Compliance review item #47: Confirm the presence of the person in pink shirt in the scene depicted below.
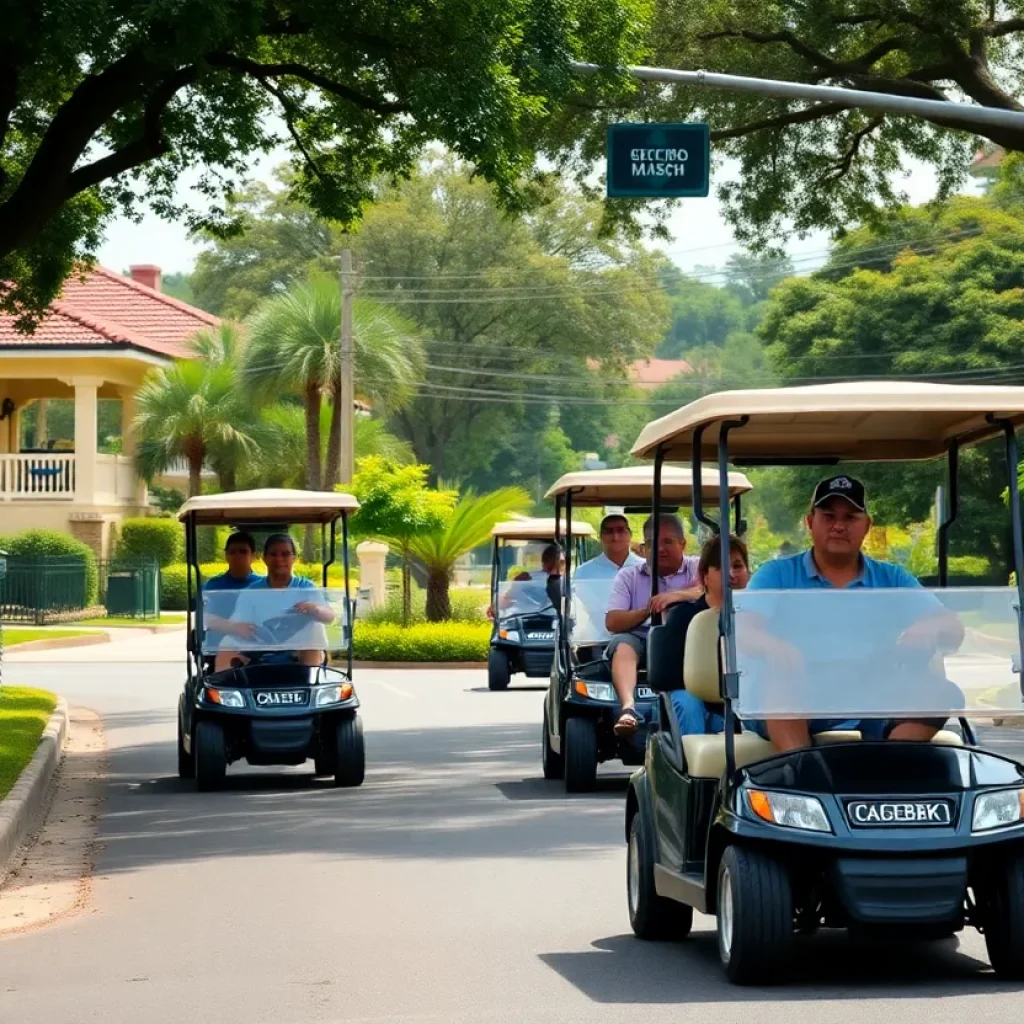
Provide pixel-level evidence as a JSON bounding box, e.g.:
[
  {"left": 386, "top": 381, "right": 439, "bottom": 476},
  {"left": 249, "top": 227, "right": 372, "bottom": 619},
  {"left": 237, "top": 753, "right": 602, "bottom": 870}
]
[{"left": 604, "top": 514, "right": 702, "bottom": 735}]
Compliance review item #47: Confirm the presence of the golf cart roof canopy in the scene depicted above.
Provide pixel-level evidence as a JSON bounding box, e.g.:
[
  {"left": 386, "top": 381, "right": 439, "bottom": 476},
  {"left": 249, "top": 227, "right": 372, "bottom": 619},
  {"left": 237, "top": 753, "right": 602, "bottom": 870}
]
[
  {"left": 544, "top": 465, "right": 752, "bottom": 505},
  {"left": 178, "top": 488, "right": 360, "bottom": 526},
  {"left": 630, "top": 381, "right": 1024, "bottom": 463},
  {"left": 491, "top": 518, "right": 594, "bottom": 540}
]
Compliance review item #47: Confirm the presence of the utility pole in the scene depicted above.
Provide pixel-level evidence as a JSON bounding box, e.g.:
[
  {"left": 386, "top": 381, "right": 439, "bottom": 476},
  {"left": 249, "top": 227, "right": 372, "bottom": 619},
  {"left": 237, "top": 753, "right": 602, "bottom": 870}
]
[{"left": 339, "top": 247, "right": 355, "bottom": 486}]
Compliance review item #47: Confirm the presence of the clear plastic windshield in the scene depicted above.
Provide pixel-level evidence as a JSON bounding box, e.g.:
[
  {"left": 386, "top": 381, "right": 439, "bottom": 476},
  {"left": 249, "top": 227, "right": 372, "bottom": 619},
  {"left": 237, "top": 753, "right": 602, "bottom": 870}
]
[
  {"left": 496, "top": 579, "right": 558, "bottom": 621},
  {"left": 733, "top": 586, "right": 1024, "bottom": 720},
  {"left": 568, "top": 578, "right": 616, "bottom": 644},
  {"left": 200, "top": 587, "right": 349, "bottom": 655}
]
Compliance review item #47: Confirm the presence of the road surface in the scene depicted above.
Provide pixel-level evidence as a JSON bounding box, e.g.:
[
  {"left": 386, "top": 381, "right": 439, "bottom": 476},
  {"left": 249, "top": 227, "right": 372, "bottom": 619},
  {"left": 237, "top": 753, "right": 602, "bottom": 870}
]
[{"left": 2, "top": 634, "right": 1024, "bottom": 1022}]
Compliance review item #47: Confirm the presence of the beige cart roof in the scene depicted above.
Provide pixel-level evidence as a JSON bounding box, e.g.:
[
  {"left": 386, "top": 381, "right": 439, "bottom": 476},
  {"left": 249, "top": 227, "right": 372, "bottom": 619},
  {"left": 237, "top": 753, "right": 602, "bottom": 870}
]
[
  {"left": 545, "top": 465, "right": 752, "bottom": 504},
  {"left": 631, "top": 382, "right": 1024, "bottom": 462},
  {"left": 491, "top": 518, "right": 594, "bottom": 540},
  {"left": 178, "top": 488, "right": 360, "bottom": 526}
]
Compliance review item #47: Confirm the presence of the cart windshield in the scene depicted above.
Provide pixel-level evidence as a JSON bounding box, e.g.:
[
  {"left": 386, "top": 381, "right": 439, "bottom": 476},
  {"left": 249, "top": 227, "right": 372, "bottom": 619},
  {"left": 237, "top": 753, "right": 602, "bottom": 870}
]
[
  {"left": 733, "top": 586, "right": 1024, "bottom": 720},
  {"left": 199, "top": 586, "right": 349, "bottom": 656},
  {"left": 496, "top": 579, "right": 557, "bottom": 620},
  {"left": 568, "top": 578, "right": 616, "bottom": 644}
]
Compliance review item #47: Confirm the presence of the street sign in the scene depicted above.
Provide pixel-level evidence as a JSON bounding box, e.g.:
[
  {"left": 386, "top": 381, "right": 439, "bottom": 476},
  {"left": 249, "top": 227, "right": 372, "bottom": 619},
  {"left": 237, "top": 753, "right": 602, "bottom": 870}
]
[{"left": 606, "top": 123, "right": 709, "bottom": 198}]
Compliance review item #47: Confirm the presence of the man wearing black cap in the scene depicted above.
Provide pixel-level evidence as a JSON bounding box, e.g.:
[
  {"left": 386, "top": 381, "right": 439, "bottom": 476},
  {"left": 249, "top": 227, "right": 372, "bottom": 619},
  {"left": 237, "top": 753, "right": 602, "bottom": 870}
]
[{"left": 744, "top": 474, "right": 964, "bottom": 752}]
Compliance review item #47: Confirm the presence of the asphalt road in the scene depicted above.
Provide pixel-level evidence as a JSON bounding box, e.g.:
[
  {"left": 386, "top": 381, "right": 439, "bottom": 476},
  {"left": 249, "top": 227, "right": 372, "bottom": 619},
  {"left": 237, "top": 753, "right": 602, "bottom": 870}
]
[{"left": 4, "top": 637, "right": 1024, "bottom": 1023}]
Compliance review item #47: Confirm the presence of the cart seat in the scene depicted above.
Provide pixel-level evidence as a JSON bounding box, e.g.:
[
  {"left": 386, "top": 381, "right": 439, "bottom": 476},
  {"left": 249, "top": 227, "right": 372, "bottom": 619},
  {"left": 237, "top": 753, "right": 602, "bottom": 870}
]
[{"left": 678, "top": 609, "right": 964, "bottom": 778}]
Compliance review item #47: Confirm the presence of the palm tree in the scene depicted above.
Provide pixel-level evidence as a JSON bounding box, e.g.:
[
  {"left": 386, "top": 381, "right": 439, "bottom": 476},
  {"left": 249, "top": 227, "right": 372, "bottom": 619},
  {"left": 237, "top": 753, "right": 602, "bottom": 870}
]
[
  {"left": 244, "top": 272, "right": 422, "bottom": 496},
  {"left": 407, "top": 487, "right": 532, "bottom": 622},
  {"left": 133, "top": 360, "right": 264, "bottom": 497}
]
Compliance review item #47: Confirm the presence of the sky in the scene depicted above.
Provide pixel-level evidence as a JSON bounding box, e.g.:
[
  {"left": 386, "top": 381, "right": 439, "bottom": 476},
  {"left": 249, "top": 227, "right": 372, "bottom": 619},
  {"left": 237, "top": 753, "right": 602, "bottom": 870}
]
[{"left": 94, "top": 138, "right": 956, "bottom": 283}]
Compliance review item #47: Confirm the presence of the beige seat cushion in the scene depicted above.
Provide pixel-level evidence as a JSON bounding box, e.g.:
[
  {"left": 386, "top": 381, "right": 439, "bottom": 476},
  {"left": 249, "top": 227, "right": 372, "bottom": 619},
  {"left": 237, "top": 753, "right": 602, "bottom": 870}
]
[{"left": 681, "top": 728, "right": 962, "bottom": 779}]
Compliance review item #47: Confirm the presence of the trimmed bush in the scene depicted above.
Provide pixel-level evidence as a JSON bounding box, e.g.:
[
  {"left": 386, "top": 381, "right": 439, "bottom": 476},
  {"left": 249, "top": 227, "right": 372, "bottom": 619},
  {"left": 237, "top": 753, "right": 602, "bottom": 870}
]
[
  {"left": 361, "top": 585, "right": 487, "bottom": 626},
  {"left": 116, "top": 517, "right": 183, "bottom": 567},
  {"left": 352, "top": 622, "right": 490, "bottom": 662},
  {"left": 0, "top": 529, "right": 98, "bottom": 605}
]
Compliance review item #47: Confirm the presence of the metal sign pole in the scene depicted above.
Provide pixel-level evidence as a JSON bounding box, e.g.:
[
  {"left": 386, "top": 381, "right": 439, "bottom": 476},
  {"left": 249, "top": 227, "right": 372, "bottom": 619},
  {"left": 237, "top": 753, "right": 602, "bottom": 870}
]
[{"left": 571, "top": 62, "right": 1024, "bottom": 132}]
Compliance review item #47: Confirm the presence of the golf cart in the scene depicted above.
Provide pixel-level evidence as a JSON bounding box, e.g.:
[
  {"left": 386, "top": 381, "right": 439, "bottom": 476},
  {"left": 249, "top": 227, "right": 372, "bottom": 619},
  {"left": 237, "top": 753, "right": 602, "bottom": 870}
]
[
  {"left": 623, "top": 381, "right": 1024, "bottom": 984},
  {"left": 176, "top": 488, "right": 364, "bottom": 791},
  {"left": 542, "top": 466, "right": 752, "bottom": 793},
  {"left": 487, "top": 518, "right": 594, "bottom": 691}
]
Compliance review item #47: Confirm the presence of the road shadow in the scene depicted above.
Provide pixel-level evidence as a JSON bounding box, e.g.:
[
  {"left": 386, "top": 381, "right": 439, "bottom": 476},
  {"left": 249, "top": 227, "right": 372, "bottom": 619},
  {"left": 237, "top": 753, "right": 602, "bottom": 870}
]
[
  {"left": 464, "top": 685, "right": 549, "bottom": 693},
  {"left": 540, "top": 930, "right": 1024, "bottom": 1002},
  {"left": 74, "top": 720, "right": 629, "bottom": 877},
  {"left": 496, "top": 776, "right": 630, "bottom": 801}
]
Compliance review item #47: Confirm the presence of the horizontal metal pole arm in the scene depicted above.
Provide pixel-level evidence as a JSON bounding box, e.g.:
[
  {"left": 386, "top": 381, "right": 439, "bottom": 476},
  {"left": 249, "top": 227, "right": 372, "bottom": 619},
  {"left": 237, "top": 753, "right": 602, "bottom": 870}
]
[{"left": 570, "top": 61, "right": 1024, "bottom": 131}]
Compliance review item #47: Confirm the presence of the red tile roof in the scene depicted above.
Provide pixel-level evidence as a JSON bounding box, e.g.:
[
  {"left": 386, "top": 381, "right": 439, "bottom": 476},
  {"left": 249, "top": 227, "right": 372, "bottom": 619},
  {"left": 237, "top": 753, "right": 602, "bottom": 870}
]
[
  {"left": 588, "top": 357, "right": 694, "bottom": 386},
  {"left": 0, "top": 266, "right": 219, "bottom": 359}
]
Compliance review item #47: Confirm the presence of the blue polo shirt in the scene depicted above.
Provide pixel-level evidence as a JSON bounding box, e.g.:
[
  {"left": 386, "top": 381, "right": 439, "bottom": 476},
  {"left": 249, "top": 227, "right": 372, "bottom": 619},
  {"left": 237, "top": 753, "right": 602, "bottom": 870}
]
[
  {"left": 747, "top": 550, "right": 923, "bottom": 591},
  {"left": 201, "top": 571, "right": 263, "bottom": 650}
]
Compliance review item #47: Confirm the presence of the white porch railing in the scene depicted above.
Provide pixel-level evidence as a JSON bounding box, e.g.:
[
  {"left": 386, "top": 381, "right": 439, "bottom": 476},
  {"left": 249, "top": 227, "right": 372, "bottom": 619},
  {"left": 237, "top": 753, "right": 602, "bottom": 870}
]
[
  {"left": 96, "top": 453, "right": 139, "bottom": 502},
  {"left": 160, "top": 457, "right": 216, "bottom": 479},
  {"left": 0, "top": 454, "right": 76, "bottom": 500}
]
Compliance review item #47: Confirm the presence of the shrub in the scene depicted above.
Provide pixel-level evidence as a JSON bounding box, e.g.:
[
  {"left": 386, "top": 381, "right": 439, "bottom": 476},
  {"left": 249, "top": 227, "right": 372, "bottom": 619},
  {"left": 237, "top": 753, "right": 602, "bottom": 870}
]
[
  {"left": 361, "top": 584, "right": 486, "bottom": 626},
  {"left": 0, "top": 529, "right": 98, "bottom": 605},
  {"left": 116, "top": 517, "right": 183, "bottom": 567},
  {"left": 352, "top": 622, "right": 490, "bottom": 661}
]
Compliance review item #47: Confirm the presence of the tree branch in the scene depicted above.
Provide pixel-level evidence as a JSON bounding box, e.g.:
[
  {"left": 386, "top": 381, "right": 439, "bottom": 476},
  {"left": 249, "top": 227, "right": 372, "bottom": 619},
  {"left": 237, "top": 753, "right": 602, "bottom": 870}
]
[
  {"left": 66, "top": 65, "right": 199, "bottom": 197},
  {"left": 205, "top": 52, "right": 406, "bottom": 115},
  {"left": 699, "top": 29, "right": 843, "bottom": 74},
  {"left": 709, "top": 102, "right": 847, "bottom": 142},
  {"left": 821, "top": 116, "right": 884, "bottom": 183},
  {"left": 984, "top": 18, "right": 1024, "bottom": 38},
  {"left": 250, "top": 76, "right": 326, "bottom": 182}
]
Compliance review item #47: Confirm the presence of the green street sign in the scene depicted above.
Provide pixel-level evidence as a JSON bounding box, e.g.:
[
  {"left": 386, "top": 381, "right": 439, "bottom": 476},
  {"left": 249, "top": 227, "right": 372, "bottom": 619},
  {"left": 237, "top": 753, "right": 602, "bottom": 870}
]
[{"left": 606, "top": 123, "right": 710, "bottom": 198}]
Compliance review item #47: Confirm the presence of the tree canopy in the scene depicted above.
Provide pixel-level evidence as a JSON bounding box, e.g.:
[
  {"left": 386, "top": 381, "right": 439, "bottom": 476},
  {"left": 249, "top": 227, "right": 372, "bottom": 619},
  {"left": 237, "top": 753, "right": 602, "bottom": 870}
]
[{"left": 0, "top": 0, "right": 649, "bottom": 324}]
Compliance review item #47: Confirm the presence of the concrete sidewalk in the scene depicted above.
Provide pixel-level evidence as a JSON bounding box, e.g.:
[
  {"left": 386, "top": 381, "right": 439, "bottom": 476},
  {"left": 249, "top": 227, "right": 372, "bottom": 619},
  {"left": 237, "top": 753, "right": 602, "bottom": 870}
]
[{"left": 6, "top": 626, "right": 185, "bottom": 663}]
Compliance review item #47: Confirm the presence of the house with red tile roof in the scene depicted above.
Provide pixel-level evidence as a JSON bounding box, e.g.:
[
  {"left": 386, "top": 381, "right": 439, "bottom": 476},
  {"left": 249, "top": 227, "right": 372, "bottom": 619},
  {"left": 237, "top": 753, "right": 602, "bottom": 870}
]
[{"left": 0, "top": 265, "right": 219, "bottom": 556}]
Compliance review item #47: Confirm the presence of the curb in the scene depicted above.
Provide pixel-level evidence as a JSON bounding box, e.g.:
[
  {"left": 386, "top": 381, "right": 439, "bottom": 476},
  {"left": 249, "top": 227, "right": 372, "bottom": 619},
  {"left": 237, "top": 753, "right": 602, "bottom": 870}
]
[
  {"left": 0, "top": 697, "right": 68, "bottom": 879},
  {"left": 5, "top": 633, "right": 111, "bottom": 653}
]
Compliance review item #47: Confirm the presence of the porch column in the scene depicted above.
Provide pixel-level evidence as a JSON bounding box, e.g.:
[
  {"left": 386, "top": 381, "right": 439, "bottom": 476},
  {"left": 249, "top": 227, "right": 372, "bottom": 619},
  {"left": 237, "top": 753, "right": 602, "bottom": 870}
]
[
  {"left": 119, "top": 388, "right": 147, "bottom": 505},
  {"left": 63, "top": 376, "right": 103, "bottom": 504}
]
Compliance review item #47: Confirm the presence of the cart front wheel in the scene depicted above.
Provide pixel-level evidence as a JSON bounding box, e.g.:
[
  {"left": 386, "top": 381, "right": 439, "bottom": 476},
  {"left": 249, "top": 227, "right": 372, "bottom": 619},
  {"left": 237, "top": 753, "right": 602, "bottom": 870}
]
[
  {"left": 333, "top": 715, "right": 365, "bottom": 787},
  {"left": 194, "top": 720, "right": 226, "bottom": 792},
  {"left": 564, "top": 715, "right": 598, "bottom": 793},
  {"left": 628, "top": 812, "right": 693, "bottom": 940},
  {"left": 983, "top": 855, "right": 1024, "bottom": 979},
  {"left": 716, "top": 845, "right": 793, "bottom": 985},
  {"left": 542, "top": 704, "right": 564, "bottom": 780},
  {"left": 488, "top": 648, "right": 511, "bottom": 691}
]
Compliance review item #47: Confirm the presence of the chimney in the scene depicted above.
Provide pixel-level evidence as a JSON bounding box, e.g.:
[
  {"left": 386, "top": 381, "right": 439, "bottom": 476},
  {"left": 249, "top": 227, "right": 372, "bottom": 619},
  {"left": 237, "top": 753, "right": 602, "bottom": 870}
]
[{"left": 129, "top": 264, "right": 161, "bottom": 291}]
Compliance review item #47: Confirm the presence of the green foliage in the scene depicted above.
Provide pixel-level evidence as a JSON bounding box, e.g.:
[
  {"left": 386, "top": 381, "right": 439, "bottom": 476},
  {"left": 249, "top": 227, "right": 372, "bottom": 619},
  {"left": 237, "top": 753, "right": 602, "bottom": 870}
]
[
  {"left": 350, "top": 457, "right": 455, "bottom": 542},
  {"left": 0, "top": 528, "right": 99, "bottom": 604},
  {"left": 352, "top": 622, "right": 490, "bottom": 661},
  {"left": 1, "top": 0, "right": 651, "bottom": 324},
  {"left": 360, "top": 586, "right": 488, "bottom": 626},
  {"left": 115, "top": 518, "right": 183, "bottom": 568}
]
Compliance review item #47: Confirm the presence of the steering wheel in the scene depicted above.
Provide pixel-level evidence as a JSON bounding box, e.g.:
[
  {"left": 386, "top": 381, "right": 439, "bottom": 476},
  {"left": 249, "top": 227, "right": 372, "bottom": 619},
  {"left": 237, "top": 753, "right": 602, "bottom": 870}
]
[{"left": 251, "top": 611, "right": 313, "bottom": 646}]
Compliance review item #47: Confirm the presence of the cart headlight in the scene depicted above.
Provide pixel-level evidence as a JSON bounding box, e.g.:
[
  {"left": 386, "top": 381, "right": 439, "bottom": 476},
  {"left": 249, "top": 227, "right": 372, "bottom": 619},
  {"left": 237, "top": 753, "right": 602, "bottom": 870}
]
[
  {"left": 972, "top": 788, "right": 1024, "bottom": 832},
  {"left": 574, "top": 680, "right": 616, "bottom": 701},
  {"left": 205, "top": 687, "right": 244, "bottom": 708},
  {"left": 316, "top": 683, "right": 354, "bottom": 707},
  {"left": 746, "top": 789, "right": 831, "bottom": 833},
  {"left": 498, "top": 629, "right": 519, "bottom": 642}
]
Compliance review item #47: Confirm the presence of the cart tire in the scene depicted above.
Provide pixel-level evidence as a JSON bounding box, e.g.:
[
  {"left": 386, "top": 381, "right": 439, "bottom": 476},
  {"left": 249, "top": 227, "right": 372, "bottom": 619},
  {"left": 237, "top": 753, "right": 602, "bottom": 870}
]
[
  {"left": 628, "top": 812, "right": 693, "bottom": 940},
  {"left": 194, "top": 720, "right": 226, "bottom": 792},
  {"left": 333, "top": 715, "right": 365, "bottom": 787},
  {"left": 488, "top": 648, "right": 511, "bottom": 691},
  {"left": 983, "top": 855, "right": 1024, "bottom": 979},
  {"left": 177, "top": 712, "right": 195, "bottom": 780},
  {"left": 542, "top": 705, "right": 564, "bottom": 780},
  {"left": 716, "top": 845, "right": 793, "bottom": 985},
  {"left": 564, "top": 716, "right": 598, "bottom": 793},
  {"left": 313, "top": 754, "right": 333, "bottom": 777}
]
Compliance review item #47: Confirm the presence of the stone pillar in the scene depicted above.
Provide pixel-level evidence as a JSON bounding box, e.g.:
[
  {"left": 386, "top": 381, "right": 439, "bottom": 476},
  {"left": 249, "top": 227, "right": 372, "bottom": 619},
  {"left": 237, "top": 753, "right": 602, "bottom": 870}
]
[
  {"left": 356, "top": 540, "right": 389, "bottom": 609},
  {"left": 63, "top": 377, "right": 102, "bottom": 504},
  {"left": 119, "top": 388, "right": 147, "bottom": 505}
]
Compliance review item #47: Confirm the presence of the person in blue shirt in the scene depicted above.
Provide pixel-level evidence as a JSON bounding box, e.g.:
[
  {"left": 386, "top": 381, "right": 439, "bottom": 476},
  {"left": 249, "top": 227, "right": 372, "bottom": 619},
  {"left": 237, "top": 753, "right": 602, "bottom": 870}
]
[
  {"left": 214, "top": 533, "right": 335, "bottom": 670},
  {"left": 743, "top": 475, "right": 964, "bottom": 752},
  {"left": 201, "top": 532, "right": 263, "bottom": 653},
  {"left": 573, "top": 514, "right": 644, "bottom": 581}
]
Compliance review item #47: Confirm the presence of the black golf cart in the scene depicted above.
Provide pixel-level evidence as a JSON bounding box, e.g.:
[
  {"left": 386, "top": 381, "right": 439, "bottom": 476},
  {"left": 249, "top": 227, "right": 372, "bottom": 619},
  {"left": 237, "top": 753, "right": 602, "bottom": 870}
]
[
  {"left": 487, "top": 517, "right": 593, "bottom": 691},
  {"left": 176, "top": 488, "right": 364, "bottom": 791},
  {"left": 542, "top": 466, "right": 752, "bottom": 792},
  {"left": 624, "top": 381, "right": 1024, "bottom": 984}
]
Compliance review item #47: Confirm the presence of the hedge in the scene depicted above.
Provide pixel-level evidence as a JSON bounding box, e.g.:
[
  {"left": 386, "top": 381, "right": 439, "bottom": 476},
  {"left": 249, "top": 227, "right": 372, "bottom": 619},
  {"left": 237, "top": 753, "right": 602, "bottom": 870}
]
[
  {"left": 351, "top": 622, "right": 490, "bottom": 662},
  {"left": 159, "top": 561, "right": 359, "bottom": 610},
  {"left": 0, "top": 529, "right": 99, "bottom": 605},
  {"left": 116, "top": 517, "right": 183, "bottom": 567}
]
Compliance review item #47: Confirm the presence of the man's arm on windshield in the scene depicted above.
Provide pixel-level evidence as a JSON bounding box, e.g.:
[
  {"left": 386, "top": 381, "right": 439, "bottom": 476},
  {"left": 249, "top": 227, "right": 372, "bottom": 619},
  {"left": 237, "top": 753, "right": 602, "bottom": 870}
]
[
  {"left": 605, "top": 569, "right": 647, "bottom": 633},
  {"left": 893, "top": 566, "right": 965, "bottom": 650}
]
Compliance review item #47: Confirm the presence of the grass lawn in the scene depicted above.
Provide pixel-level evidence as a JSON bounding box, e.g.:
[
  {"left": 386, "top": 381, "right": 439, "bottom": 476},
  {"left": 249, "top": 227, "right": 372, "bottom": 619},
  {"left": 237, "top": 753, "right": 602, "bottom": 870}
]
[
  {"left": 4, "top": 628, "right": 93, "bottom": 646},
  {"left": 0, "top": 686, "right": 57, "bottom": 799},
  {"left": 73, "top": 613, "right": 186, "bottom": 627}
]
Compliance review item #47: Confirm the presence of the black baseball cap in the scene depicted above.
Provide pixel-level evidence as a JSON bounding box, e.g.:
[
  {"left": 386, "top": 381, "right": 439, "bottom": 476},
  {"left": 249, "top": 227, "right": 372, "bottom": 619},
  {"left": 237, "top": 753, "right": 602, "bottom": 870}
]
[{"left": 812, "top": 475, "right": 867, "bottom": 512}]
